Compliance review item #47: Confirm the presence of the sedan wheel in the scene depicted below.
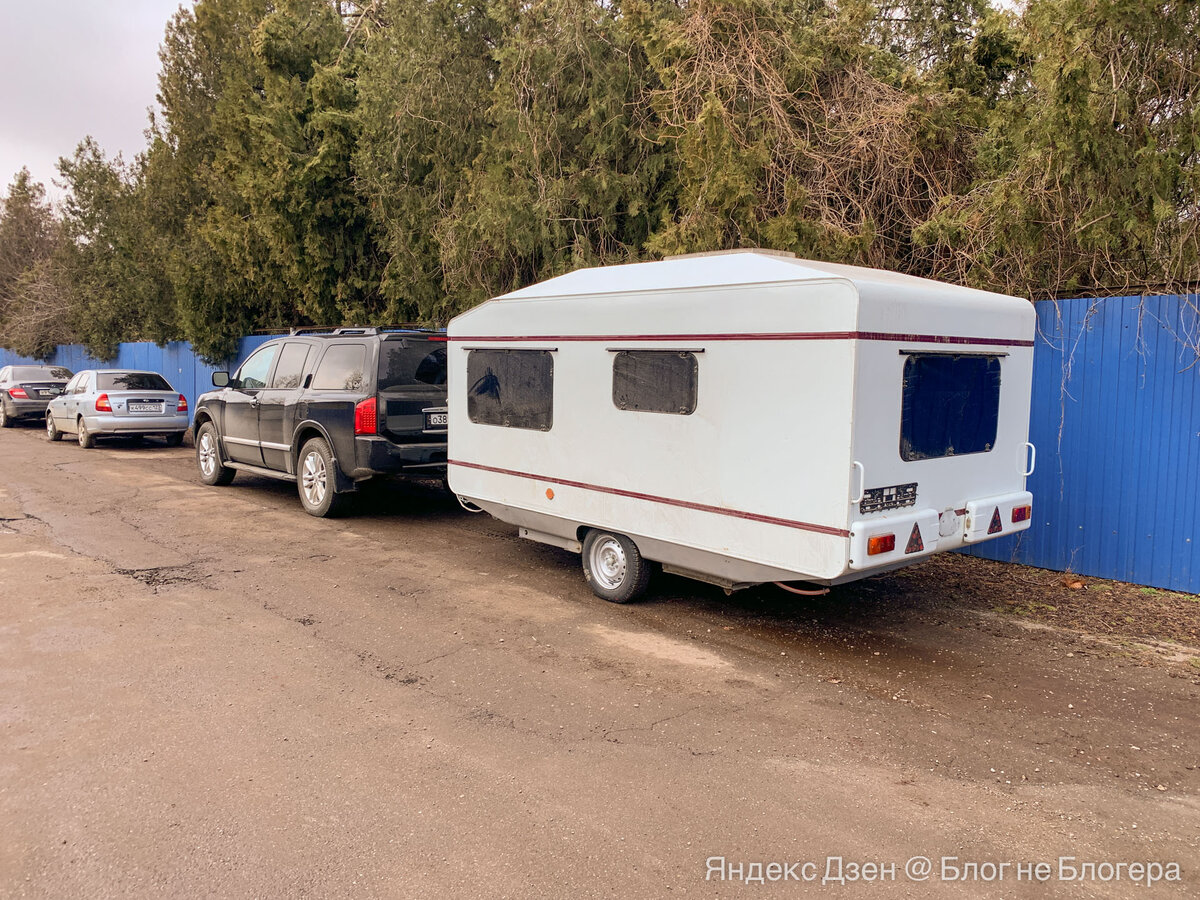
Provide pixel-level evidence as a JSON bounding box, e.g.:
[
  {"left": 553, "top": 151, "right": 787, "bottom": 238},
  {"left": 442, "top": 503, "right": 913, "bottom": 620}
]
[
  {"left": 0, "top": 402, "right": 9, "bottom": 428},
  {"left": 77, "top": 418, "right": 94, "bottom": 449},
  {"left": 46, "top": 414, "right": 62, "bottom": 442}
]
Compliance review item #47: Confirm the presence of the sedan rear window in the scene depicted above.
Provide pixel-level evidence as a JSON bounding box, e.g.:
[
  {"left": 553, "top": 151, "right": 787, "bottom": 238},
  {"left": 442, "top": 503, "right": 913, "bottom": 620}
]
[
  {"left": 11, "top": 366, "right": 72, "bottom": 381},
  {"left": 98, "top": 372, "right": 173, "bottom": 391}
]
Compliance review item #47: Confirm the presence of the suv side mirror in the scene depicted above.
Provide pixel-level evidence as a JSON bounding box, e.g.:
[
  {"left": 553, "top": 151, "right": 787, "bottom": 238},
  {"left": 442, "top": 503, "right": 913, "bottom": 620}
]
[{"left": 212, "top": 371, "right": 230, "bottom": 388}]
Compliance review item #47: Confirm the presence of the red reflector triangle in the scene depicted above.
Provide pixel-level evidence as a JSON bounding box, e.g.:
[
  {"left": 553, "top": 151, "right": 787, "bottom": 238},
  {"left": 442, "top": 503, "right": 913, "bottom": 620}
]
[
  {"left": 987, "top": 506, "right": 1003, "bottom": 534},
  {"left": 905, "top": 523, "right": 924, "bottom": 554}
]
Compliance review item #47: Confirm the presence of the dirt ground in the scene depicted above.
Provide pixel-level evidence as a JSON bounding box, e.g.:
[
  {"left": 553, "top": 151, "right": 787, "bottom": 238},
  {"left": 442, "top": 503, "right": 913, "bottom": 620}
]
[{"left": 0, "top": 422, "right": 1197, "bottom": 897}]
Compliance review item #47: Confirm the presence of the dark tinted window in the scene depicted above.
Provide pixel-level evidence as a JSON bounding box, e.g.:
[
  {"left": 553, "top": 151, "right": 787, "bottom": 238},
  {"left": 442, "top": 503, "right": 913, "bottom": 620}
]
[
  {"left": 378, "top": 340, "right": 447, "bottom": 390},
  {"left": 613, "top": 351, "right": 698, "bottom": 415},
  {"left": 900, "top": 354, "right": 1001, "bottom": 461},
  {"left": 311, "top": 344, "right": 367, "bottom": 392},
  {"left": 271, "top": 342, "right": 311, "bottom": 389},
  {"left": 98, "top": 372, "right": 173, "bottom": 391},
  {"left": 467, "top": 350, "right": 553, "bottom": 431},
  {"left": 11, "top": 366, "right": 72, "bottom": 381}
]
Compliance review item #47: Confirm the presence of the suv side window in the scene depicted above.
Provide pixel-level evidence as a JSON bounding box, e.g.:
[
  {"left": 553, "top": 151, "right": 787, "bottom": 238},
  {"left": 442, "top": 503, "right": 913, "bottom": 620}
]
[
  {"left": 237, "top": 345, "right": 279, "bottom": 390},
  {"left": 271, "top": 342, "right": 312, "bottom": 389},
  {"left": 311, "top": 344, "right": 367, "bottom": 392}
]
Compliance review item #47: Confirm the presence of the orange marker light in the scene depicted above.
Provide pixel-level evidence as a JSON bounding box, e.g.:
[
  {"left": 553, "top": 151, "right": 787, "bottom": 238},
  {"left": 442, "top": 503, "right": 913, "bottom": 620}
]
[
  {"left": 1011, "top": 505, "right": 1031, "bottom": 523},
  {"left": 867, "top": 534, "right": 896, "bottom": 555},
  {"left": 545, "top": 488, "right": 555, "bottom": 500}
]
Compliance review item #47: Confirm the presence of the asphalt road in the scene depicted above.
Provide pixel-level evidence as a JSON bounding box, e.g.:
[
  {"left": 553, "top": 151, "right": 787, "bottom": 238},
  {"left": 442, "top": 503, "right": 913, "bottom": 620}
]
[{"left": 1, "top": 423, "right": 1196, "bottom": 897}]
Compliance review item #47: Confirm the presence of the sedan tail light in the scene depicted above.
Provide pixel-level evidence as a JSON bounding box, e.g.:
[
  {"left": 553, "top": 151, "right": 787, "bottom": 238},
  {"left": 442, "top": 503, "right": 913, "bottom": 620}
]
[
  {"left": 354, "top": 397, "right": 377, "bottom": 435},
  {"left": 9, "top": 387, "right": 28, "bottom": 399},
  {"left": 95, "top": 393, "right": 112, "bottom": 412},
  {"left": 177, "top": 394, "right": 188, "bottom": 413}
]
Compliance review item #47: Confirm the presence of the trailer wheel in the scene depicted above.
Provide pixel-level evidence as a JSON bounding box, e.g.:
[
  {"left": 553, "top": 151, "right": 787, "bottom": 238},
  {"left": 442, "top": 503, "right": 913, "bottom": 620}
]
[{"left": 582, "top": 530, "right": 651, "bottom": 603}]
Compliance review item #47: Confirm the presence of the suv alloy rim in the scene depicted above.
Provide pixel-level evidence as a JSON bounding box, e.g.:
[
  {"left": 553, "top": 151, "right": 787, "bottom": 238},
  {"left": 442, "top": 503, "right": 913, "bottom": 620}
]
[
  {"left": 301, "top": 450, "right": 327, "bottom": 506},
  {"left": 198, "top": 431, "right": 217, "bottom": 477}
]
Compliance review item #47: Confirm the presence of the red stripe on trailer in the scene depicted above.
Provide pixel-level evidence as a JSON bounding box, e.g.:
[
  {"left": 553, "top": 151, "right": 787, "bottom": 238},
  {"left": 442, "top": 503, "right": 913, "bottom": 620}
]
[
  {"left": 447, "top": 331, "right": 1033, "bottom": 347},
  {"left": 449, "top": 459, "right": 851, "bottom": 538}
]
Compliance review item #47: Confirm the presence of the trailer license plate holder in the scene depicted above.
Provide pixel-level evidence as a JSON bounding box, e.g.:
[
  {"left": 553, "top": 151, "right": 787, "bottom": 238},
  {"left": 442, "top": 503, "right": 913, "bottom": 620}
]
[{"left": 859, "top": 482, "right": 918, "bottom": 514}]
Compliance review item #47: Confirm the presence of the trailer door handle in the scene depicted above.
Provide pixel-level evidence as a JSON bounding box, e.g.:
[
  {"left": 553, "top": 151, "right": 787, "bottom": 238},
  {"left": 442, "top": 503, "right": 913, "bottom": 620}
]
[
  {"left": 851, "top": 461, "right": 866, "bottom": 504},
  {"left": 1022, "top": 442, "right": 1036, "bottom": 477}
]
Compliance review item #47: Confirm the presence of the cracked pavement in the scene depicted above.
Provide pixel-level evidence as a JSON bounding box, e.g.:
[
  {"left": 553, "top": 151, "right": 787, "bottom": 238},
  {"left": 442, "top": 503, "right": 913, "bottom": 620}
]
[{"left": 0, "top": 425, "right": 1197, "bottom": 897}]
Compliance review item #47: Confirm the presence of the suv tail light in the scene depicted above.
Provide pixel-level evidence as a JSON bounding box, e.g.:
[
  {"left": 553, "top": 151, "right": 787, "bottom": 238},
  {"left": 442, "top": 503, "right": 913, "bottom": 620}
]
[
  {"left": 177, "top": 393, "right": 188, "bottom": 413},
  {"left": 354, "top": 397, "right": 377, "bottom": 435},
  {"left": 95, "top": 393, "right": 112, "bottom": 412},
  {"left": 9, "top": 387, "right": 28, "bottom": 399}
]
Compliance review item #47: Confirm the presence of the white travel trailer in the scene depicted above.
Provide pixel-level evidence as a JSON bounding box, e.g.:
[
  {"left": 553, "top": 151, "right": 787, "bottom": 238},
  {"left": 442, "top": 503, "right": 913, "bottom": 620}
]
[{"left": 447, "top": 250, "right": 1036, "bottom": 602}]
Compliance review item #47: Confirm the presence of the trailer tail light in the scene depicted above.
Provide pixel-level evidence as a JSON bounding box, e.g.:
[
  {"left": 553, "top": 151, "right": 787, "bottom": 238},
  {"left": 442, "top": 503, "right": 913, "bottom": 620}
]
[
  {"left": 9, "top": 387, "right": 28, "bottom": 399},
  {"left": 95, "top": 393, "right": 112, "bottom": 412},
  {"left": 867, "top": 534, "right": 895, "bottom": 556},
  {"left": 177, "top": 394, "right": 188, "bottom": 413},
  {"left": 354, "top": 397, "right": 378, "bottom": 435},
  {"left": 1011, "top": 504, "right": 1031, "bottom": 524}
]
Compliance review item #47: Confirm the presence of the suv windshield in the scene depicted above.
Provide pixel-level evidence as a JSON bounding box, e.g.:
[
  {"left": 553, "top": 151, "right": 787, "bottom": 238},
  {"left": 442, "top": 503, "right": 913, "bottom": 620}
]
[
  {"left": 12, "top": 366, "right": 72, "bottom": 381},
  {"left": 98, "top": 372, "right": 173, "bottom": 391},
  {"left": 378, "top": 339, "right": 446, "bottom": 391}
]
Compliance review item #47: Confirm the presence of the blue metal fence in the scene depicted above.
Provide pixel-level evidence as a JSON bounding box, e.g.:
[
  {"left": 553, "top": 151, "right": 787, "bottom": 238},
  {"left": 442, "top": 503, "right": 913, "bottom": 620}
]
[
  {"left": 0, "top": 336, "right": 273, "bottom": 419},
  {"left": 967, "top": 294, "right": 1200, "bottom": 593},
  {"left": 3, "top": 295, "right": 1199, "bottom": 592}
]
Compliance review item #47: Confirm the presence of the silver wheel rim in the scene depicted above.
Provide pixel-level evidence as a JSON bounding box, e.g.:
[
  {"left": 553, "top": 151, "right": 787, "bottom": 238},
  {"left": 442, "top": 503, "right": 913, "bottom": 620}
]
[
  {"left": 45, "top": 416, "right": 53, "bottom": 437},
  {"left": 198, "top": 432, "right": 217, "bottom": 477},
  {"left": 301, "top": 451, "right": 327, "bottom": 507},
  {"left": 590, "top": 536, "right": 627, "bottom": 591},
  {"left": 78, "top": 422, "right": 87, "bottom": 446}
]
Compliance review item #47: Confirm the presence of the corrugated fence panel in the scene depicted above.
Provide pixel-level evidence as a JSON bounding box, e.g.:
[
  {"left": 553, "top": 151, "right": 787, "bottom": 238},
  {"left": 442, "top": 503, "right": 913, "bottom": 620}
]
[
  {"left": 0, "top": 336, "right": 276, "bottom": 423},
  {"left": 969, "top": 294, "right": 1200, "bottom": 593},
  {"left": 4, "top": 301, "right": 1198, "bottom": 592}
]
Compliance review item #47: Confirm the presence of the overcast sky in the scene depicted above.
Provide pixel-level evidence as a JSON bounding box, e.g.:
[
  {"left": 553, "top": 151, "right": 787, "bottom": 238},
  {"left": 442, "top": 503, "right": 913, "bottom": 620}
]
[{"left": 0, "top": 0, "right": 184, "bottom": 203}]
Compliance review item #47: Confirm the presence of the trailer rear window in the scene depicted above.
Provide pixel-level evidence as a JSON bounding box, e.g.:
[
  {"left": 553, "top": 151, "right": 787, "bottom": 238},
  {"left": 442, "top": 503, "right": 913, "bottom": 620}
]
[
  {"left": 467, "top": 350, "right": 553, "bottom": 431},
  {"left": 900, "top": 354, "right": 1001, "bottom": 461},
  {"left": 612, "top": 351, "right": 698, "bottom": 415}
]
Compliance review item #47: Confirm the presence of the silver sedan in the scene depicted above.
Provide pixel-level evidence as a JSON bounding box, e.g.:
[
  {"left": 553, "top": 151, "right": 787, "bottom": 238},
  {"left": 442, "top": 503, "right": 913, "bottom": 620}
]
[{"left": 46, "top": 369, "right": 190, "bottom": 448}]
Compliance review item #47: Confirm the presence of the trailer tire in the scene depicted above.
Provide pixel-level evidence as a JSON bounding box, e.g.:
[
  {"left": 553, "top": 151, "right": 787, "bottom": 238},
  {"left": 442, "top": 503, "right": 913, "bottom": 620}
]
[{"left": 582, "top": 529, "right": 652, "bottom": 603}]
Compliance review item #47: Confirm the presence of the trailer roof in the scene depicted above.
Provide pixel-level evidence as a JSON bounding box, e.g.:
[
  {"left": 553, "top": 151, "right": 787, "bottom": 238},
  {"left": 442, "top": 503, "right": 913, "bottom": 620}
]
[{"left": 496, "top": 249, "right": 1022, "bottom": 306}]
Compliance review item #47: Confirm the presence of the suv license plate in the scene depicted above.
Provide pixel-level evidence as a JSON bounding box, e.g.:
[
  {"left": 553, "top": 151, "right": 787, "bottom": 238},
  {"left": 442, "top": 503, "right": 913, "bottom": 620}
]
[
  {"left": 425, "top": 411, "right": 448, "bottom": 429},
  {"left": 129, "top": 402, "right": 163, "bottom": 413}
]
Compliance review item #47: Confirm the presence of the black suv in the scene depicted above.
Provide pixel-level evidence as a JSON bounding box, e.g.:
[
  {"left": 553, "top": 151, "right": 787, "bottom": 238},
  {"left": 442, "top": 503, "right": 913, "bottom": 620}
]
[{"left": 193, "top": 328, "right": 447, "bottom": 516}]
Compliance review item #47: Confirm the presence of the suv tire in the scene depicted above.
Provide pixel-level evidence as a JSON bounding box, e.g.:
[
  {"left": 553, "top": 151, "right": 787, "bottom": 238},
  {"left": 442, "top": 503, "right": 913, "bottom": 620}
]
[
  {"left": 196, "top": 422, "right": 235, "bottom": 486},
  {"left": 298, "top": 437, "right": 347, "bottom": 518}
]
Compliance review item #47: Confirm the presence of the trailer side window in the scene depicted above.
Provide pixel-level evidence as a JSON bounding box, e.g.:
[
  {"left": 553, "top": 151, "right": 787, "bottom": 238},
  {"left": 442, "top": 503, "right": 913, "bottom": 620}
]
[
  {"left": 467, "top": 349, "right": 553, "bottom": 431},
  {"left": 612, "top": 351, "right": 698, "bottom": 415},
  {"left": 900, "top": 354, "right": 1001, "bottom": 461}
]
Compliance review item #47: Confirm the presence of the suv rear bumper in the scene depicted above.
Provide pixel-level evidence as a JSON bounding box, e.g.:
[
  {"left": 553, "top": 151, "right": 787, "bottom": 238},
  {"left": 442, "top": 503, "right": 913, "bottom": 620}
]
[{"left": 351, "top": 435, "right": 447, "bottom": 478}]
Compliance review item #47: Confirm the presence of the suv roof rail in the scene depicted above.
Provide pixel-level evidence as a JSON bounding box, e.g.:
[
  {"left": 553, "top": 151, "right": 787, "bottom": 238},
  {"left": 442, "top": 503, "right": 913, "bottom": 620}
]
[{"left": 281, "top": 324, "right": 443, "bottom": 337}]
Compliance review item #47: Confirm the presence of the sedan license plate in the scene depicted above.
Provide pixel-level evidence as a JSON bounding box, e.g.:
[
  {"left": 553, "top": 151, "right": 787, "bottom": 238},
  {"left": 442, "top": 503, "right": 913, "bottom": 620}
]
[
  {"left": 424, "top": 411, "right": 448, "bottom": 429},
  {"left": 129, "top": 402, "right": 163, "bottom": 413},
  {"left": 38, "top": 390, "right": 57, "bottom": 398}
]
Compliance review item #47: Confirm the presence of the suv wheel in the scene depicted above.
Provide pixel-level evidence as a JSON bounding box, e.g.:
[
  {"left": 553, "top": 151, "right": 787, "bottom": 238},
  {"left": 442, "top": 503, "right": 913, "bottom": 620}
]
[
  {"left": 196, "top": 422, "right": 235, "bottom": 485},
  {"left": 581, "top": 529, "right": 652, "bottom": 603},
  {"left": 298, "top": 437, "right": 346, "bottom": 518}
]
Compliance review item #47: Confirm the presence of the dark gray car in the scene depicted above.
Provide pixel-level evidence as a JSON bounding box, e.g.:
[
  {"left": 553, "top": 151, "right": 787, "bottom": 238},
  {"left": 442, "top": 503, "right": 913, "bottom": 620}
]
[{"left": 0, "top": 365, "right": 74, "bottom": 427}]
